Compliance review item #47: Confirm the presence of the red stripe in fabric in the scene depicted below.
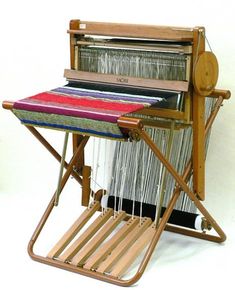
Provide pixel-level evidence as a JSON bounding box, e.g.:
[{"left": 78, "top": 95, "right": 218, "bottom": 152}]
[
  {"left": 26, "top": 92, "right": 144, "bottom": 113},
  {"left": 21, "top": 98, "right": 125, "bottom": 116}
]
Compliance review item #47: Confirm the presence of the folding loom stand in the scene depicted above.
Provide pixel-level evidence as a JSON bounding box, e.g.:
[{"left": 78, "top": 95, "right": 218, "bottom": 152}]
[{"left": 3, "top": 89, "right": 230, "bottom": 286}]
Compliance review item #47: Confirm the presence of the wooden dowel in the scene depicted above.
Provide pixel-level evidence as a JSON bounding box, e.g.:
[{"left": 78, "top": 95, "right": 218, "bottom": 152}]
[
  {"left": 117, "top": 116, "right": 143, "bottom": 130},
  {"left": 210, "top": 89, "right": 231, "bottom": 100}
]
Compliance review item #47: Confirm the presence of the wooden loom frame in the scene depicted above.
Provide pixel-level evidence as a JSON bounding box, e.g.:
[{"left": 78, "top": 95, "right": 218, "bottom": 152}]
[
  {"left": 67, "top": 19, "right": 218, "bottom": 200},
  {"left": 2, "top": 20, "right": 231, "bottom": 286}
]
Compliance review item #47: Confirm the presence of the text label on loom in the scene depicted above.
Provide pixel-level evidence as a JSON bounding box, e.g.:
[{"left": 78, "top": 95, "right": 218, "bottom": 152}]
[{"left": 116, "top": 77, "right": 129, "bottom": 84}]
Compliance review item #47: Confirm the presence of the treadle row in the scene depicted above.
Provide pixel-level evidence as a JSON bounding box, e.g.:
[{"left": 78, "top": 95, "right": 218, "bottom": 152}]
[{"left": 47, "top": 202, "right": 156, "bottom": 278}]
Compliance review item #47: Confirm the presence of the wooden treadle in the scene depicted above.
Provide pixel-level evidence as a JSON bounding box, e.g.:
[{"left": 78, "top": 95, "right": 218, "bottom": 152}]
[
  {"left": 47, "top": 201, "right": 100, "bottom": 259},
  {"left": 47, "top": 203, "right": 157, "bottom": 278}
]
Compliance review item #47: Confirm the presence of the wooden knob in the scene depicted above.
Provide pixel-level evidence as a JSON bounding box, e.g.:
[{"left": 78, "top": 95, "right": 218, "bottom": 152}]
[
  {"left": 2, "top": 100, "right": 14, "bottom": 110},
  {"left": 193, "top": 51, "right": 219, "bottom": 96}
]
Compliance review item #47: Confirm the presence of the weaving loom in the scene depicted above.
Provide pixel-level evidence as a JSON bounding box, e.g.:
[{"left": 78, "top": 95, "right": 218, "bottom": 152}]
[{"left": 2, "top": 20, "right": 231, "bottom": 286}]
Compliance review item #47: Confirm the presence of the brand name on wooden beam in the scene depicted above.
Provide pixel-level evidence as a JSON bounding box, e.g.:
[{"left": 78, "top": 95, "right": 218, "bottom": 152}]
[{"left": 116, "top": 77, "right": 129, "bottom": 83}]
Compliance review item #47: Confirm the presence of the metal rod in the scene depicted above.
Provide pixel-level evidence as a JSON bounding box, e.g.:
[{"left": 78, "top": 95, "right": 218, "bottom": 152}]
[
  {"left": 155, "top": 120, "right": 175, "bottom": 226},
  {"left": 54, "top": 132, "right": 69, "bottom": 206},
  {"left": 205, "top": 96, "right": 223, "bottom": 136},
  {"left": 26, "top": 126, "right": 83, "bottom": 185},
  {"left": 28, "top": 136, "right": 89, "bottom": 245}
]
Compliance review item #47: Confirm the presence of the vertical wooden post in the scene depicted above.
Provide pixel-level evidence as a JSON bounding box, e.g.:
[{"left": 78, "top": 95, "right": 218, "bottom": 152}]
[
  {"left": 82, "top": 165, "right": 91, "bottom": 206},
  {"left": 69, "top": 19, "right": 80, "bottom": 69},
  {"left": 72, "top": 134, "right": 85, "bottom": 173},
  {"left": 69, "top": 20, "right": 85, "bottom": 174},
  {"left": 192, "top": 27, "right": 206, "bottom": 200}
]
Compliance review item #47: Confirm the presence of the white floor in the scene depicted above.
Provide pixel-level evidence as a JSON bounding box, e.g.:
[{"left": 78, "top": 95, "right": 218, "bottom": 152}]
[{"left": 1, "top": 1, "right": 235, "bottom": 289}]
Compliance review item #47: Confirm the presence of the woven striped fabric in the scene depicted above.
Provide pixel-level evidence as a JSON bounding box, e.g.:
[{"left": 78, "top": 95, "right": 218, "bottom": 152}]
[{"left": 13, "top": 86, "right": 162, "bottom": 139}]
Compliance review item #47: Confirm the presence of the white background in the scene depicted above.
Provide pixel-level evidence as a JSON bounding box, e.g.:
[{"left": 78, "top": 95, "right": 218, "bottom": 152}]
[{"left": 0, "top": 0, "right": 235, "bottom": 289}]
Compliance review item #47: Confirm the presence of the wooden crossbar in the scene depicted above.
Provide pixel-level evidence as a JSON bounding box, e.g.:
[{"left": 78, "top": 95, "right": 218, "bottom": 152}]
[
  {"left": 68, "top": 20, "right": 194, "bottom": 41},
  {"left": 64, "top": 69, "right": 189, "bottom": 92}
]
